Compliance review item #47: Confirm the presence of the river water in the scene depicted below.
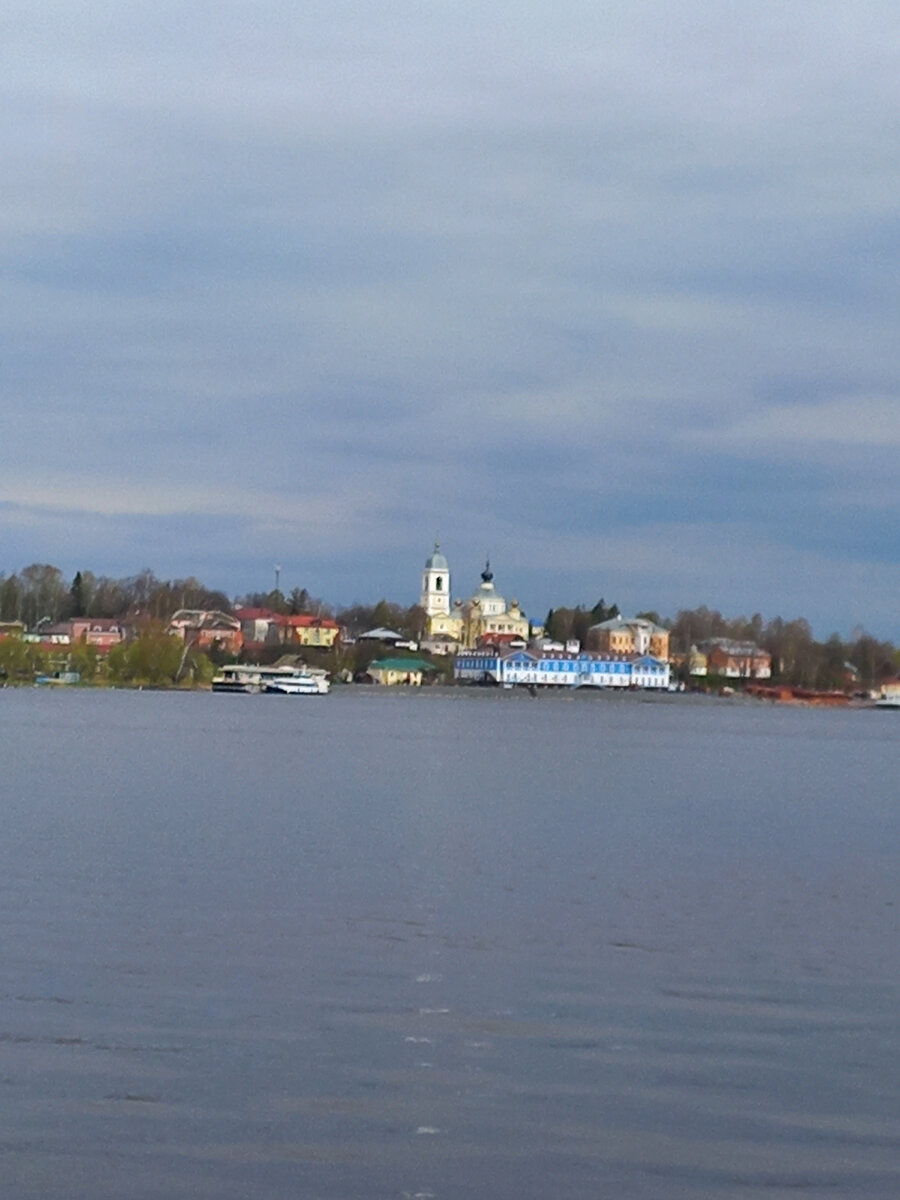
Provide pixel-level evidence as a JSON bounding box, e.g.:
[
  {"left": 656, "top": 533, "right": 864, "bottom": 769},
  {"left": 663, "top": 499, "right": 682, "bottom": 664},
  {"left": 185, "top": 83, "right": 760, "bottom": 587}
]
[{"left": 1, "top": 687, "right": 897, "bottom": 1198}]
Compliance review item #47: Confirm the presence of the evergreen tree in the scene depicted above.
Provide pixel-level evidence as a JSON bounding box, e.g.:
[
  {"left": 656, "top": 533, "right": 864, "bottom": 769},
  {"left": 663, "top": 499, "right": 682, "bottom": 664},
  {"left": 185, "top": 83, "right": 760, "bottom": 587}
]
[
  {"left": 70, "top": 571, "right": 87, "bottom": 617},
  {"left": 289, "top": 587, "right": 311, "bottom": 615}
]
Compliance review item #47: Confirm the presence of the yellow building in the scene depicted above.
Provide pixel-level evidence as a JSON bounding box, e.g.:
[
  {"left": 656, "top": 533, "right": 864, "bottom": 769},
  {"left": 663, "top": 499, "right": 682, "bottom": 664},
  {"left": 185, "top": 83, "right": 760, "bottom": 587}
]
[
  {"left": 587, "top": 616, "right": 670, "bottom": 661},
  {"left": 278, "top": 615, "right": 341, "bottom": 648},
  {"left": 463, "top": 564, "right": 529, "bottom": 645},
  {"left": 420, "top": 546, "right": 529, "bottom": 650},
  {"left": 367, "top": 657, "right": 436, "bottom": 686},
  {"left": 687, "top": 646, "right": 708, "bottom": 677}
]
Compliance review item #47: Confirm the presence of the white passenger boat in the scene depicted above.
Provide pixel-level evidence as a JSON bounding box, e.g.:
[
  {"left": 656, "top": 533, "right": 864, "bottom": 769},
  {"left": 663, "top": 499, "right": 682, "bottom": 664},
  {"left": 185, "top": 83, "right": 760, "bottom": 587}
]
[
  {"left": 263, "top": 668, "right": 330, "bottom": 695},
  {"left": 212, "top": 664, "right": 330, "bottom": 695}
]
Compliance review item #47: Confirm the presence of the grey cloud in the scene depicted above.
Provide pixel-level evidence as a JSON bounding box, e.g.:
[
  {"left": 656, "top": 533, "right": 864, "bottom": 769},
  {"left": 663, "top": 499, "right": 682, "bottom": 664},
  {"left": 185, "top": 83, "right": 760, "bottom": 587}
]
[{"left": 1, "top": 1, "right": 898, "bottom": 635}]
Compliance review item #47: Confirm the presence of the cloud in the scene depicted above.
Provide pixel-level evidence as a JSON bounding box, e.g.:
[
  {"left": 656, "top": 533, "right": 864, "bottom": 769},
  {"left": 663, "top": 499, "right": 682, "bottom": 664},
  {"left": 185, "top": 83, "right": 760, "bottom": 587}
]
[
  {"left": 702, "top": 396, "right": 900, "bottom": 450},
  {"left": 0, "top": 1, "right": 898, "bottom": 636}
]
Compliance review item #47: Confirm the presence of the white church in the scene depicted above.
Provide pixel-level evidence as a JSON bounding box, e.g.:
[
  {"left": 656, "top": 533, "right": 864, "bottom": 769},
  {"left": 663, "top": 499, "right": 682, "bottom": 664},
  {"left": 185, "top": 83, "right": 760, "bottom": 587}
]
[{"left": 419, "top": 544, "right": 530, "bottom": 652}]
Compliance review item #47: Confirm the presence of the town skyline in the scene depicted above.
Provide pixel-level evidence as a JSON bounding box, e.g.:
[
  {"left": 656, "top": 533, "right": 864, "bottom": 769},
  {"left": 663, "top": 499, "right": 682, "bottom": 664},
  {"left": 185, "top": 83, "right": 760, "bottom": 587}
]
[{"left": 0, "top": 550, "right": 897, "bottom": 648}]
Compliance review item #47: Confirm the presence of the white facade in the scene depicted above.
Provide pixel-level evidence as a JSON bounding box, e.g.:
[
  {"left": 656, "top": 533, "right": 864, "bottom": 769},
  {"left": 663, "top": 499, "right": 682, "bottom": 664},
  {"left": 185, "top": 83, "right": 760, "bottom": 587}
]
[
  {"left": 454, "top": 649, "right": 671, "bottom": 690},
  {"left": 421, "top": 544, "right": 451, "bottom": 617}
]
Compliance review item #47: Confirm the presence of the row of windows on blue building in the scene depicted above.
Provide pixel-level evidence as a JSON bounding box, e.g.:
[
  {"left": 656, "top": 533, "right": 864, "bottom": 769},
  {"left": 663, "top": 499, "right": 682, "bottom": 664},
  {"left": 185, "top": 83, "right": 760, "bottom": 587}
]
[{"left": 454, "top": 653, "right": 669, "bottom": 685}]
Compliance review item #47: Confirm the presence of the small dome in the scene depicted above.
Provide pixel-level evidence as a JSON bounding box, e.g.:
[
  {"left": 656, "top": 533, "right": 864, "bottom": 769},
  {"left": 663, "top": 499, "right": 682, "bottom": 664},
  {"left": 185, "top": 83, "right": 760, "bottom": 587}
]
[{"left": 425, "top": 542, "right": 448, "bottom": 571}]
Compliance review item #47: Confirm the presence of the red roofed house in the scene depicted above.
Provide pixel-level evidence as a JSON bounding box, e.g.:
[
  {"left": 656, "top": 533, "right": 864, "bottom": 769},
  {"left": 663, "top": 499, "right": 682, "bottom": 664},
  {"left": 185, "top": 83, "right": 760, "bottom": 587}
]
[
  {"left": 234, "top": 607, "right": 281, "bottom": 647},
  {"left": 704, "top": 639, "right": 772, "bottom": 679},
  {"left": 476, "top": 632, "right": 528, "bottom": 650},
  {"left": 234, "top": 609, "right": 341, "bottom": 651},
  {"left": 275, "top": 614, "right": 341, "bottom": 649},
  {"left": 69, "top": 618, "right": 126, "bottom": 650}
]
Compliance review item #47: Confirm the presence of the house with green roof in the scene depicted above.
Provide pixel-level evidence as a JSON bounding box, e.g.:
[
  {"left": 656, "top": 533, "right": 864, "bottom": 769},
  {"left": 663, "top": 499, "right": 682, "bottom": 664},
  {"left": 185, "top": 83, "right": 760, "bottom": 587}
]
[{"left": 366, "top": 657, "right": 438, "bottom": 686}]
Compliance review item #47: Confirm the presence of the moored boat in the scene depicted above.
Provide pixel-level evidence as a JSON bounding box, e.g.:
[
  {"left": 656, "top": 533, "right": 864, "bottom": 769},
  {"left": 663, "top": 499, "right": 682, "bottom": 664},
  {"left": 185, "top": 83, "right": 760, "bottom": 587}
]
[
  {"left": 263, "top": 668, "right": 329, "bottom": 695},
  {"left": 212, "top": 664, "right": 330, "bottom": 695},
  {"left": 211, "top": 664, "right": 263, "bottom": 693}
]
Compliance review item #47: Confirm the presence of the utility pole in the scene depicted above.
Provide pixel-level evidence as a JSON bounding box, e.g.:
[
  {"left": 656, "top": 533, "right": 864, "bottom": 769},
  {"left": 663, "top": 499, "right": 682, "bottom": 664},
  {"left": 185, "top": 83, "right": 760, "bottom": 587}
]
[{"left": 275, "top": 564, "right": 281, "bottom": 596}]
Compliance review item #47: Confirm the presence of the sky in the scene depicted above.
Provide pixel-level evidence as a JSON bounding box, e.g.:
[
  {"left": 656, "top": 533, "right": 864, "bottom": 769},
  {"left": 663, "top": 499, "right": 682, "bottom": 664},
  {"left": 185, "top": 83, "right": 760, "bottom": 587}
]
[{"left": 2, "top": 1, "right": 898, "bottom": 638}]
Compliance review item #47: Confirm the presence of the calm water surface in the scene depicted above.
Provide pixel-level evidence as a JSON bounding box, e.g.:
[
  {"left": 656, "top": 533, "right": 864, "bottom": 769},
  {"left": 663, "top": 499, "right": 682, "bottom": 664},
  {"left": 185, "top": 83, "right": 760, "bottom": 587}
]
[{"left": 1, "top": 688, "right": 897, "bottom": 1198}]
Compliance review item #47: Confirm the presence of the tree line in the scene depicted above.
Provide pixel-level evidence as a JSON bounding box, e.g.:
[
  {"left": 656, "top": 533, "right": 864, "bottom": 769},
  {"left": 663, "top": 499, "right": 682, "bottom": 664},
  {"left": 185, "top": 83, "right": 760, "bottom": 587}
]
[
  {"left": 543, "top": 599, "right": 620, "bottom": 645},
  {"left": 546, "top": 598, "right": 898, "bottom": 689},
  {"left": 666, "top": 605, "right": 898, "bottom": 690},
  {"left": 0, "top": 565, "right": 231, "bottom": 626},
  {"left": 0, "top": 564, "right": 427, "bottom": 641}
]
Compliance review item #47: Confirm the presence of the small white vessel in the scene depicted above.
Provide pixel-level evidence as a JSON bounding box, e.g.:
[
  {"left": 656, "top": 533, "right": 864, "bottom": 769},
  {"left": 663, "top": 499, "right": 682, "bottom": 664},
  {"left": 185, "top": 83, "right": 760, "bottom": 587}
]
[
  {"left": 212, "top": 664, "right": 330, "bottom": 695},
  {"left": 263, "top": 667, "right": 330, "bottom": 695}
]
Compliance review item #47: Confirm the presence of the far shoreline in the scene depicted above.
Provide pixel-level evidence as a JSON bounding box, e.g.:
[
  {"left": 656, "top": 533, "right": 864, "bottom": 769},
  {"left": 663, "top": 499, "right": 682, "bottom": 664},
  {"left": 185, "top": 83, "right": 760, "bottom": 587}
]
[{"left": 7, "top": 679, "right": 885, "bottom": 710}]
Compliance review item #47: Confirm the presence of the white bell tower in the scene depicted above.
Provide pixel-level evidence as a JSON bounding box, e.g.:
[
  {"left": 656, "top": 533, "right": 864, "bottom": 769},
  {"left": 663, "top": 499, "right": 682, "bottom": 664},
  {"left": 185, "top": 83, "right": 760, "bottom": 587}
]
[{"left": 421, "top": 543, "right": 451, "bottom": 617}]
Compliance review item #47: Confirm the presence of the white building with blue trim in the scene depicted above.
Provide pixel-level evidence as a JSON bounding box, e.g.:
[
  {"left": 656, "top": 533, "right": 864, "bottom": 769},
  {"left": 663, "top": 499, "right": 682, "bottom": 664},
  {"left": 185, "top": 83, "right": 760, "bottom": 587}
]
[{"left": 454, "top": 648, "right": 670, "bottom": 689}]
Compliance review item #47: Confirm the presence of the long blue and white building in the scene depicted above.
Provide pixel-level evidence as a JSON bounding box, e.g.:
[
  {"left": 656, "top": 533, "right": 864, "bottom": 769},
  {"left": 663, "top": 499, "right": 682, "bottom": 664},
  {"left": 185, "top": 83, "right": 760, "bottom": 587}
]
[{"left": 454, "top": 648, "right": 671, "bottom": 689}]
